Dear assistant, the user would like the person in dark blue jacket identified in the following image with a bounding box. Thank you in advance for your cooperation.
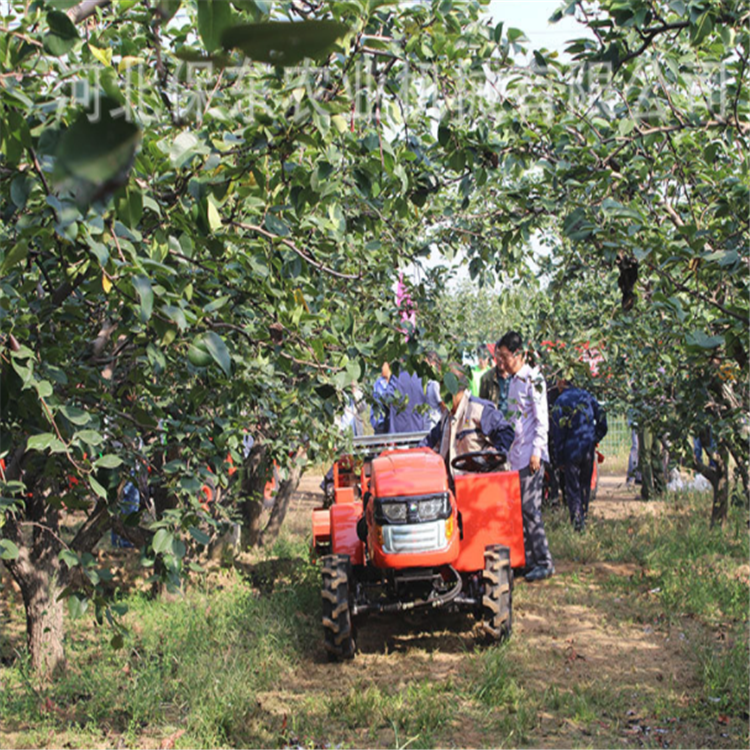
[550,379,608,531]
[384,365,427,434]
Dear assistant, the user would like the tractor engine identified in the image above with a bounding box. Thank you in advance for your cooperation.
[366,448,460,569]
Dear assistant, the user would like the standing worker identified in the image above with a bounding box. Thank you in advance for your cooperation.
[550,378,608,531]
[479,339,512,415]
[384,363,427,434]
[496,331,554,582]
[470,344,492,396]
[370,362,391,435]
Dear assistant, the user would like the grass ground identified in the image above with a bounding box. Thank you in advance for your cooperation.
[0,469,747,749]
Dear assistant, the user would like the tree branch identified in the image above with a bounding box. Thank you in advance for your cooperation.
[67,0,111,25]
[615,21,690,72]
[230,221,361,280]
[645,259,750,327]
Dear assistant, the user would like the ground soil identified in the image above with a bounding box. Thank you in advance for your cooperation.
[258,472,744,749]
[1,472,744,749]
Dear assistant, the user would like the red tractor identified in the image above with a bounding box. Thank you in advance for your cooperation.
[312,433,525,660]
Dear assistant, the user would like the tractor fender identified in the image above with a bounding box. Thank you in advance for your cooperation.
[331,501,364,565]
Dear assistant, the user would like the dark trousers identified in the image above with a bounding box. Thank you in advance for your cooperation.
[562,449,594,525]
[518,466,553,569]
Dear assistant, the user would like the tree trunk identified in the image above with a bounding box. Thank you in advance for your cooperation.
[259,449,306,547]
[239,444,272,548]
[4,492,68,678]
[728,442,749,506]
[710,450,729,528]
[23,563,67,676]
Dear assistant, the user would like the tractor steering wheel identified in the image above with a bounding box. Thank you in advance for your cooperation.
[451,449,507,474]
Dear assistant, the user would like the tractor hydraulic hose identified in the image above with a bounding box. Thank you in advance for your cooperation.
[352,566,462,616]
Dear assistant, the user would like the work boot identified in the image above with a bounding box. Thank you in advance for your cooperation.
[525,564,555,582]
[574,515,585,533]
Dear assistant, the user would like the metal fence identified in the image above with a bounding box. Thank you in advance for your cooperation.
[598,415,631,456]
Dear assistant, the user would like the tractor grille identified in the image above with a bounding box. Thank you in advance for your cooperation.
[381,520,447,555]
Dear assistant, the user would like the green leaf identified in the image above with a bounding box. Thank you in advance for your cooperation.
[115,187,143,228]
[685,331,724,349]
[155,0,182,24]
[690,11,713,46]
[132,276,154,323]
[169,132,200,168]
[76,429,104,447]
[331,114,348,134]
[94,454,123,469]
[442,371,459,402]
[197,0,235,52]
[43,10,79,57]
[10,176,33,210]
[207,198,222,233]
[89,475,108,499]
[172,537,186,558]
[187,340,212,368]
[601,198,641,220]
[147,343,167,374]
[153,528,174,554]
[0,241,29,276]
[26,433,57,452]
[201,331,231,376]
[221,20,349,66]
[59,405,91,425]
[34,380,53,398]
[0,539,20,561]
[264,213,289,236]
[59,549,80,568]
[204,295,230,313]
[55,98,141,185]
[188,526,211,545]
[68,594,89,619]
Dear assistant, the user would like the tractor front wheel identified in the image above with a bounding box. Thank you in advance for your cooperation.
[481,545,513,641]
[321,554,355,661]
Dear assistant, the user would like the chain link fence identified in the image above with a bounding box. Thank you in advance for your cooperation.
[599,415,631,458]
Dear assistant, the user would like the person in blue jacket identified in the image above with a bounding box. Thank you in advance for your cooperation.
[384,364,427,434]
[550,378,608,531]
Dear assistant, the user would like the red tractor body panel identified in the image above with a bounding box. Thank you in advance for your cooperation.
[370,449,449,497]
[453,471,525,571]
[365,496,460,568]
[331,501,365,564]
[367,448,458,568]
[312,508,331,547]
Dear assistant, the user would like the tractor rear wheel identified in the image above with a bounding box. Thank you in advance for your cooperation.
[321,554,355,660]
[482,545,513,641]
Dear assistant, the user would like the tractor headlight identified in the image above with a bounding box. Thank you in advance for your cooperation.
[418,494,449,521]
[375,493,451,525]
[381,502,407,523]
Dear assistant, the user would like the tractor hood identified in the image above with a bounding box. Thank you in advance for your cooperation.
[371,449,448,499]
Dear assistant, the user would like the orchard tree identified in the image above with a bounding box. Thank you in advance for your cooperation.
[456,0,748,523]
[0,0,538,675]
[431,279,541,353]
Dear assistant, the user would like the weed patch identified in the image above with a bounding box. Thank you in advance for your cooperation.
[1,482,747,749]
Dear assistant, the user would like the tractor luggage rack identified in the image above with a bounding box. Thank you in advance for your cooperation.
[349,431,429,455]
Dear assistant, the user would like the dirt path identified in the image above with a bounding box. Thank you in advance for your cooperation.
[263,471,734,749]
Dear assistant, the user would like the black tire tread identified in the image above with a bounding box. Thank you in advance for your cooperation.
[321,554,355,660]
[482,544,513,641]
